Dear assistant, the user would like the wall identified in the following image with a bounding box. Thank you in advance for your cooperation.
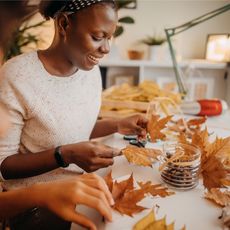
[30,0,230,60]
[117,0,230,59]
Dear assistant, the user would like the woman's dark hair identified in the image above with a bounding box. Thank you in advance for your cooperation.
[39,0,67,20]
[39,0,117,20]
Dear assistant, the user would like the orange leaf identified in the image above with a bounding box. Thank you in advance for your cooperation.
[147,115,173,142]
[138,181,175,198]
[205,188,230,207]
[122,145,162,167]
[187,116,206,127]
[113,189,146,217]
[104,172,147,216]
[104,170,113,192]
[112,174,134,200]
[202,155,227,190]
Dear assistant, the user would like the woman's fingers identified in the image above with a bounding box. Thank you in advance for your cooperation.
[79,174,114,205]
[66,209,97,230]
[74,184,113,222]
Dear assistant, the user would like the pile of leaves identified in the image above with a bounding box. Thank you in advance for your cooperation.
[133,209,186,230]
[104,171,174,216]
[178,129,230,190]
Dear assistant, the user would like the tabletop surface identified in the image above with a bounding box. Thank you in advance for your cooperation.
[71,111,230,230]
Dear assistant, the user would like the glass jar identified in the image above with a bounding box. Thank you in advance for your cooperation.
[160,143,201,190]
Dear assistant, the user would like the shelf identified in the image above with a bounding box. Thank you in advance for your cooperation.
[99,58,227,69]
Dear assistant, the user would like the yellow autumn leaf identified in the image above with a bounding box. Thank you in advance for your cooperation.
[133,210,155,230]
[122,145,162,167]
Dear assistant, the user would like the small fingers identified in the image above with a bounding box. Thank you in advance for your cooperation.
[81,174,114,205]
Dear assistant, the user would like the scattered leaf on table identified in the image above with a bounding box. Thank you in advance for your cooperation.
[133,210,155,230]
[114,188,146,217]
[133,209,185,230]
[202,155,227,190]
[122,145,162,167]
[147,115,173,142]
[187,116,206,127]
[104,170,113,192]
[138,181,175,198]
[104,171,147,216]
[112,173,134,200]
[205,188,230,207]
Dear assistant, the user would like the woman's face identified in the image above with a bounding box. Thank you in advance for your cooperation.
[63,4,117,70]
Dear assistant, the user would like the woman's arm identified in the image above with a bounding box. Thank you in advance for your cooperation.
[90,115,148,139]
[90,118,119,138]
[0,173,113,230]
[0,141,120,179]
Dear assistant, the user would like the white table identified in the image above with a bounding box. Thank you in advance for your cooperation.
[72,112,230,230]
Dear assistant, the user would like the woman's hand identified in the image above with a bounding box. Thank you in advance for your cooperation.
[33,173,114,230]
[117,114,148,139]
[62,141,120,172]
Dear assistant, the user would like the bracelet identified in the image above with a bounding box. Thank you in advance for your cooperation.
[54,146,69,168]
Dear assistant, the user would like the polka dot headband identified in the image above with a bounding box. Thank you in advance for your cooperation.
[54,0,115,18]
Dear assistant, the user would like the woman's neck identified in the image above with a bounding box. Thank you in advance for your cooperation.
[38,43,78,77]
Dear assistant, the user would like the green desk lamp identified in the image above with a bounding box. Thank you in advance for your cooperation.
[165,4,230,96]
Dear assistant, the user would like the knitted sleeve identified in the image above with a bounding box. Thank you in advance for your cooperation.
[0,62,28,180]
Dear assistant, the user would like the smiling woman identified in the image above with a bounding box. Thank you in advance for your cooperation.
[0,0,149,229]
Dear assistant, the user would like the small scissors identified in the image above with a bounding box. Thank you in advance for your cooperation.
[123,135,147,148]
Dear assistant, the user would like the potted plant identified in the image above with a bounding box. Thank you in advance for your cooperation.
[114,0,135,38]
[5,19,46,60]
[140,34,167,62]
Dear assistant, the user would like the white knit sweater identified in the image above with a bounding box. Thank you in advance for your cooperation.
[0,51,102,190]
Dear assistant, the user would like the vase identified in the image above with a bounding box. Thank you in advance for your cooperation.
[149,45,163,62]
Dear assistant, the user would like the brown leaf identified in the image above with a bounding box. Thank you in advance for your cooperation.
[122,145,162,167]
[205,188,230,207]
[104,172,147,217]
[202,155,227,190]
[138,181,175,198]
[147,115,173,142]
[112,174,134,200]
[104,170,113,192]
[187,116,206,127]
[114,189,146,217]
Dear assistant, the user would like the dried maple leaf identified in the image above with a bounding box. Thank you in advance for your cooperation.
[104,172,147,217]
[112,173,134,200]
[133,209,185,230]
[138,181,175,198]
[122,145,162,167]
[114,188,146,217]
[187,116,206,127]
[202,155,228,190]
[104,170,113,192]
[168,118,186,133]
[147,115,173,142]
[133,210,156,230]
[205,188,230,207]
[206,137,230,163]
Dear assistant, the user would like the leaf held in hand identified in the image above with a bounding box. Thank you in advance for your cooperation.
[122,145,162,167]
[147,115,173,142]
